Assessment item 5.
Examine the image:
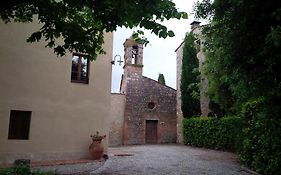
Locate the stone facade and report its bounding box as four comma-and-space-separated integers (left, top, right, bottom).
122, 76, 177, 145
109, 38, 177, 146
175, 41, 184, 144
175, 22, 211, 118
192, 24, 211, 116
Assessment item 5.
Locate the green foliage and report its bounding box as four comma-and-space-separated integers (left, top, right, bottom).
194, 0, 281, 174
0, 0, 187, 60
195, 0, 281, 114
0, 165, 55, 175
131, 31, 149, 46
157, 73, 166, 85
183, 116, 243, 151
180, 33, 201, 117
240, 97, 281, 175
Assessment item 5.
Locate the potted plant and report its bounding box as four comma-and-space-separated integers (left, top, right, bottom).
89, 131, 106, 160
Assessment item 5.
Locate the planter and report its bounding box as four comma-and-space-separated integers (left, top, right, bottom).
89, 138, 104, 160
89, 132, 106, 160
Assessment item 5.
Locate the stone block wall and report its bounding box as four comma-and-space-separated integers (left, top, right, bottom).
197, 51, 211, 116
175, 42, 184, 144
123, 76, 177, 145
193, 27, 211, 116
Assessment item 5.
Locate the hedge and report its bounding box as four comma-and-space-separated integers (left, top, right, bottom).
183, 116, 243, 151
183, 111, 281, 175
0, 165, 55, 175
240, 98, 281, 175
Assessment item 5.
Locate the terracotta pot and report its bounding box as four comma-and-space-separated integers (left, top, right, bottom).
89, 139, 104, 160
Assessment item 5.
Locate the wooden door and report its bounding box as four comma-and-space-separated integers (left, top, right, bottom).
145, 120, 158, 144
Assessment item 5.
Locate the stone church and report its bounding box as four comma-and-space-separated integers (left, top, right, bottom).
109, 38, 177, 146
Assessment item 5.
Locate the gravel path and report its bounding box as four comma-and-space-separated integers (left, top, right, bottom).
91, 145, 254, 175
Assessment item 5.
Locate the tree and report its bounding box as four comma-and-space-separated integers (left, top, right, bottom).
194, 0, 281, 115
194, 0, 281, 174
0, 0, 187, 60
157, 73, 166, 85
180, 32, 200, 118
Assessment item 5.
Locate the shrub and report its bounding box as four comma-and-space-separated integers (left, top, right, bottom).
183, 116, 242, 151
240, 98, 281, 175
0, 165, 55, 175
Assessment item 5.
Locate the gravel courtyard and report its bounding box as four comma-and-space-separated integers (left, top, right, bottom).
91, 145, 254, 175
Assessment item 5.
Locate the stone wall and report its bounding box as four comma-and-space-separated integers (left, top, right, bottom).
109, 93, 125, 146
193, 27, 211, 116
176, 25, 211, 120
123, 76, 177, 145
175, 42, 184, 144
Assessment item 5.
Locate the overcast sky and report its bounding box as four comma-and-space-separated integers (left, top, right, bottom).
111, 0, 198, 93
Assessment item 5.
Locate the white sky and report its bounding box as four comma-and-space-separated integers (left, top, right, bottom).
111, 0, 198, 93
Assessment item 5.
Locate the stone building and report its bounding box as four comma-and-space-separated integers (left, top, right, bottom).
191, 21, 211, 116
175, 21, 211, 125
0, 21, 113, 163
109, 38, 177, 146
175, 40, 184, 144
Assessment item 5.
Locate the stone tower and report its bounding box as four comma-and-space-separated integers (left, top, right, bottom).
120, 38, 144, 94
191, 22, 211, 116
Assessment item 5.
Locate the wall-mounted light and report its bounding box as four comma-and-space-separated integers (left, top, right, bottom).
111, 55, 123, 66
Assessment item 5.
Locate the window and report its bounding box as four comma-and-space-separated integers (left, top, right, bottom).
8, 110, 31, 140
148, 102, 156, 110
131, 45, 138, 64
71, 53, 90, 84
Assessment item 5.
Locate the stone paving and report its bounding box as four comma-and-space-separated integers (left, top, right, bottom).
91, 145, 254, 175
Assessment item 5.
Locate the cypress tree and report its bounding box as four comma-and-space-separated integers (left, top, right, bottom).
158, 73, 166, 85
180, 33, 201, 118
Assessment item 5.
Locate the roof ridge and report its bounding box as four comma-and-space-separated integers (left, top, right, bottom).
142, 76, 176, 91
